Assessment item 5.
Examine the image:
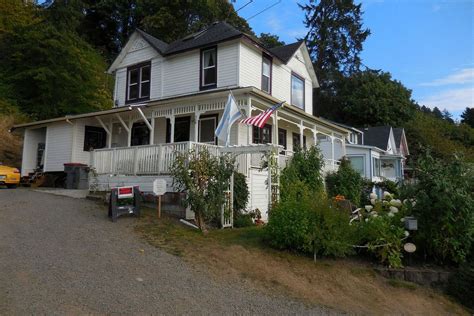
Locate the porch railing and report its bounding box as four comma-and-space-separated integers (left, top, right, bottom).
91, 142, 220, 175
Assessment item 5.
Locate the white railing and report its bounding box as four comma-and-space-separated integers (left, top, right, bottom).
92, 142, 220, 175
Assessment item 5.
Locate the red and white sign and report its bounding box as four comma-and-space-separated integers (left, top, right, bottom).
117, 186, 134, 199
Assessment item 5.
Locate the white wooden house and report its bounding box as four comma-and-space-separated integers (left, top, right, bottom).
12, 22, 350, 220
341, 126, 409, 183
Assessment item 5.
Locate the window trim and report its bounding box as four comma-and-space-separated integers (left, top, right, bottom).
252, 124, 272, 144
292, 132, 307, 151
166, 116, 191, 143
278, 128, 287, 154
347, 155, 365, 176
83, 126, 107, 152
290, 71, 305, 110
198, 113, 219, 145
261, 53, 272, 94
126, 61, 151, 104
200, 46, 217, 90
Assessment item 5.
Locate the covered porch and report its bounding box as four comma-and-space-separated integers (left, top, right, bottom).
79, 87, 349, 176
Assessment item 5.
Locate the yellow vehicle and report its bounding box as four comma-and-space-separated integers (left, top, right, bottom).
0, 163, 20, 188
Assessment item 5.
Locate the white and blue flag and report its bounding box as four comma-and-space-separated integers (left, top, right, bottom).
215, 93, 242, 146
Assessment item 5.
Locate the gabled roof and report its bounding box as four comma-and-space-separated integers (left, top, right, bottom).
392, 128, 404, 148
136, 29, 168, 54
362, 126, 392, 150
269, 41, 304, 63
164, 21, 243, 55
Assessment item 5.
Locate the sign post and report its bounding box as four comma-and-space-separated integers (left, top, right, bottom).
153, 179, 167, 219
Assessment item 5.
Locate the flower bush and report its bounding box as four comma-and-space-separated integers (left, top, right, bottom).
352, 191, 410, 268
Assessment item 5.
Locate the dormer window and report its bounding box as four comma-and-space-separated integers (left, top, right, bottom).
261, 54, 272, 94
127, 62, 150, 103
201, 47, 217, 90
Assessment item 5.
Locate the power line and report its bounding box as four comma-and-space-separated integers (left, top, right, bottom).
235, 0, 254, 13
246, 0, 282, 21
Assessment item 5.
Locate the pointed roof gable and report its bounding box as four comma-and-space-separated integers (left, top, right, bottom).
269, 41, 304, 63
362, 126, 392, 150
393, 128, 410, 156
136, 28, 168, 54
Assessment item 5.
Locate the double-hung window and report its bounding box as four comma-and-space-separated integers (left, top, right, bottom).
261, 54, 272, 94
373, 158, 381, 177
201, 47, 217, 89
199, 114, 218, 144
127, 62, 151, 103
253, 124, 272, 144
83, 126, 107, 151
291, 72, 305, 109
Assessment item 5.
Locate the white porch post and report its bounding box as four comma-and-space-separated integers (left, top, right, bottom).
342, 137, 347, 157
194, 112, 201, 142
127, 115, 132, 147
150, 116, 155, 145
169, 115, 175, 143
107, 121, 113, 149
272, 111, 278, 145
299, 121, 304, 148
330, 133, 335, 169
312, 127, 318, 147
247, 96, 252, 144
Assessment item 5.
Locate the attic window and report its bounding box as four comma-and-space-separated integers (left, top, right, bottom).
200, 47, 217, 90
127, 62, 151, 103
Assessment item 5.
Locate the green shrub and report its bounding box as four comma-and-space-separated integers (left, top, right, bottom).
233, 213, 254, 228
375, 179, 400, 196
233, 171, 249, 214
411, 153, 474, 264
447, 261, 474, 310
280, 146, 325, 200
325, 158, 364, 205
265, 188, 355, 259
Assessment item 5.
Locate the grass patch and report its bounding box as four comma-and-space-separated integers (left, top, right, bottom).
134, 207, 468, 315
388, 279, 418, 290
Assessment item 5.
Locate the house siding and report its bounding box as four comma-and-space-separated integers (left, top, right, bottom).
43, 122, 73, 172
21, 128, 46, 176
239, 42, 314, 115
162, 50, 200, 97
217, 41, 239, 88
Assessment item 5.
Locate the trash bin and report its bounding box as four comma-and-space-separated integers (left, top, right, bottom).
64, 163, 89, 189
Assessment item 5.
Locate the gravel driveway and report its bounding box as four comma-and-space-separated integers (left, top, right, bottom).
0, 189, 333, 315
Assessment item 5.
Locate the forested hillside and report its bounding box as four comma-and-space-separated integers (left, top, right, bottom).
0, 0, 472, 168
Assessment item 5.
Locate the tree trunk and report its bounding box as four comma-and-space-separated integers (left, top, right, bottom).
195, 211, 208, 235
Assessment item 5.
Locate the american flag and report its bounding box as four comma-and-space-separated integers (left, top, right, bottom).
240, 102, 284, 128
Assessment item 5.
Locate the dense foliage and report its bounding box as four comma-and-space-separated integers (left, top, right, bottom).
447, 261, 474, 310
280, 147, 325, 200
171, 149, 235, 232
266, 189, 355, 259
325, 158, 364, 205
460, 107, 474, 128
408, 153, 474, 264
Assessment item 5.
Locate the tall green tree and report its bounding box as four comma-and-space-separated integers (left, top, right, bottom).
0, 20, 112, 120
331, 70, 417, 127
461, 107, 474, 128
301, 0, 370, 116
258, 32, 285, 48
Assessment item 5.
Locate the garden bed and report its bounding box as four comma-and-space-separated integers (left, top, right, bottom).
134, 208, 467, 315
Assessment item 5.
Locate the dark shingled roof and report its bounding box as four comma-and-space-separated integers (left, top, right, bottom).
135, 22, 302, 63
362, 126, 392, 150
136, 29, 169, 54
163, 21, 243, 55
392, 128, 404, 148
269, 40, 304, 63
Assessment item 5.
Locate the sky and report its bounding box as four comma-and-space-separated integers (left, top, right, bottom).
234, 0, 474, 119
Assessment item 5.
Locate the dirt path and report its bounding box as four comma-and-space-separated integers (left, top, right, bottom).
0, 189, 334, 315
